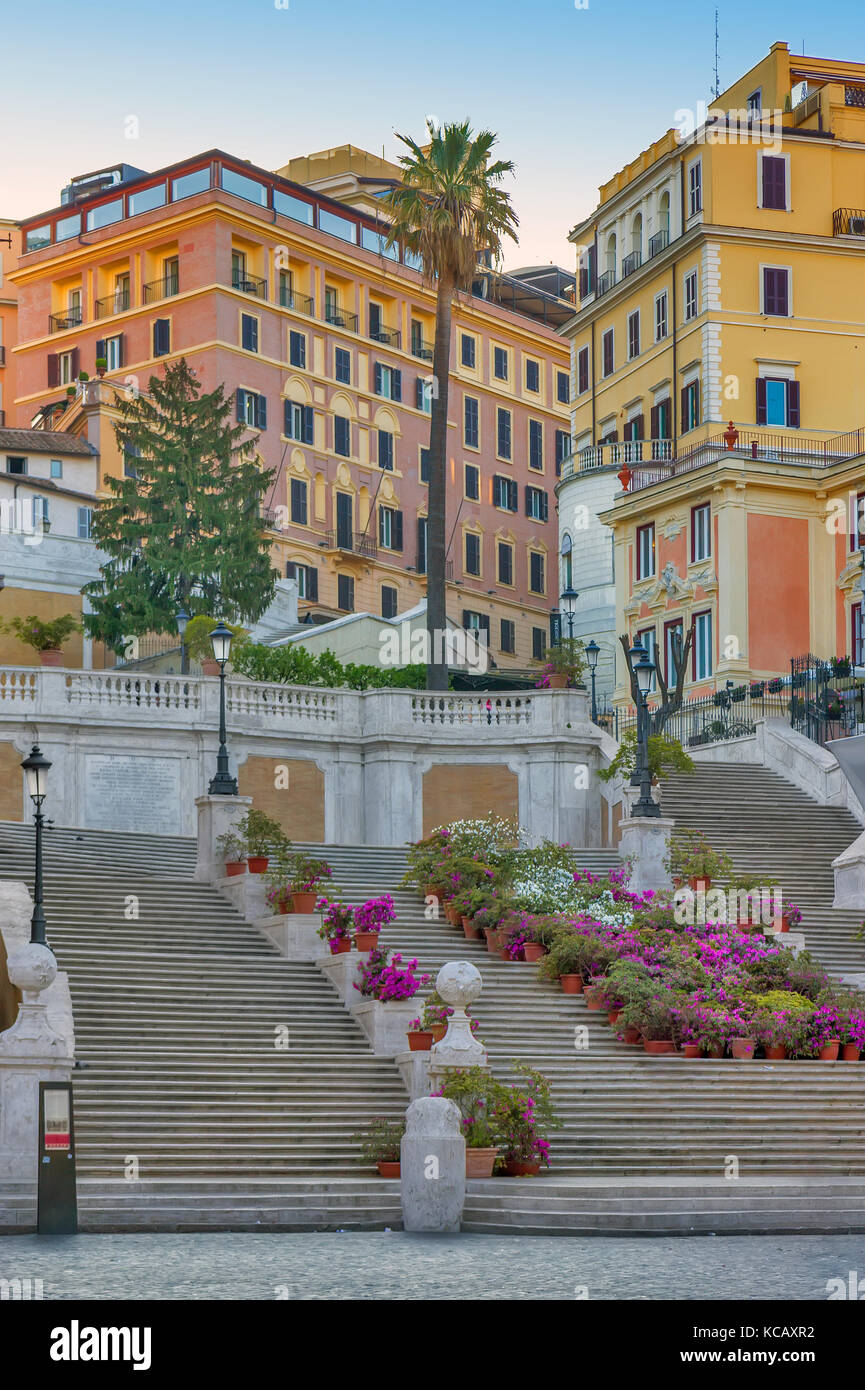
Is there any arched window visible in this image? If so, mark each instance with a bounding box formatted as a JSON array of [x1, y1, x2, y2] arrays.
[[658, 191, 670, 236], [561, 533, 573, 589], [632, 212, 643, 259], [605, 232, 617, 278]]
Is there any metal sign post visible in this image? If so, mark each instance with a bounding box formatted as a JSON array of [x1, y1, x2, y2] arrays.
[[37, 1081, 78, 1234]]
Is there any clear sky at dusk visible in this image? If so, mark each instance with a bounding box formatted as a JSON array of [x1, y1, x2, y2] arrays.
[[2, 0, 864, 269]]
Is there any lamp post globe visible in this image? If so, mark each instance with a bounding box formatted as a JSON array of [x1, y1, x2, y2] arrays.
[[21, 745, 52, 948], [559, 586, 579, 643], [585, 639, 600, 723], [208, 620, 238, 796]]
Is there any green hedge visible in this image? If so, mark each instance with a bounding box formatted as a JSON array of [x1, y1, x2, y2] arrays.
[[231, 640, 436, 690]]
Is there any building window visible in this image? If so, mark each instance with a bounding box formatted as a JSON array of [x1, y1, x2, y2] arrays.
[[655, 291, 668, 341], [420, 448, 430, 484], [497, 541, 514, 586], [684, 269, 698, 320], [693, 610, 713, 680], [691, 503, 711, 562], [500, 618, 515, 654], [525, 485, 549, 522], [760, 154, 787, 211], [237, 389, 266, 430], [577, 346, 589, 394], [525, 359, 540, 393], [493, 346, 508, 380], [32, 495, 49, 527], [417, 516, 428, 573], [289, 330, 305, 367], [379, 506, 403, 551], [369, 302, 382, 338], [335, 346, 351, 384], [762, 266, 790, 316], [77, 506, 92, 540], [58, 352, 75, 385], [50, 459, 63, 479], [528, 419, 543, 470], [101, 334, 123, 371], [284, 400, 313, 443], [381, 585, 398, 620], [464, 396, 479, 448], [465, 532, 481, 576], [853, 601, 864, 665], [123, 446, 140, 479], [635, 626, 657, 691], [664, 619, 683, 684], [681, 379, 700, 432], [688, 159, 702, 216], [290, 477, 308, 525], [628, 310, 640, 359], [334, 415, 351, 457], [624, 415, 644, 444], [651, 397, 672, 442], [748, 88, 762, 117], [242, 314, 259, 353], [497, 408, 511, 460], [461, 334, 476, 368], [374, 363, 401, 400], [493, 475, 518, 511], [464, 462, 479, 500], [561, 533, 573, 589], [532, 627, 545, 661], [529, 551, 545, 594], [153, 318, 170, 356], [636, 522, 655, 579], [378, 429, 394, 471], [415, 376, 433, 413], [287, 562, 318, 600], [756, 376, 800, 428], [602, 329, 614, 377], [337, 574, 355, 612], [557, 370, 570, 404], [555, 430, 570, 476]]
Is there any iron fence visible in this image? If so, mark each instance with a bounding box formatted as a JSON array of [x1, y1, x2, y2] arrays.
[[788, 652, 865, 747]]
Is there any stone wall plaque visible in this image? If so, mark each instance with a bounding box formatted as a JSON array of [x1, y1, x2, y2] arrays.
[[82, 754, 182, 835]]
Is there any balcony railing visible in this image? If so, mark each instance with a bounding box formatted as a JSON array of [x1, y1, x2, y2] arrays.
[[648, 229, 670, 258], [48, 308, 83, 333], [279, 288, 314, 316], [95, 290, 131, 319], [845, 85, 865, 108], [231, 271, 267, 298], [411, 336, 434, 361], [595, 270, 615, 298], [621, 251, 642, 278], [370, 326, 401, 348], [324, 529, 378, 558], [324, 305, 359, 333], [833, 208, 865, 237], [143, 274, 179, 304]]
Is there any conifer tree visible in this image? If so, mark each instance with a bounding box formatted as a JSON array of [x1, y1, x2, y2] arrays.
[[84, 359, 276, 653]]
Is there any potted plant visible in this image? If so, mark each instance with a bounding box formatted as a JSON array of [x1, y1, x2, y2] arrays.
[[731, 872, 779, 929], [263, 844, 296, 914], [354, 948, 430, 1004], [353, 1116, 405, 1178], [3, 613, 82, 667], [493, 1064, 560, 1176], [353, 894, 397, 950], [317, 899, 353, 954], [767, 677, 783, 694], [538, 638, 585, 690], [95, 356, 108, 378], [668, 828, 732, 892], [287, 853, 332, 912], [435, 1068, 502, 1178], [537, 932, 591, 993], [779, 902, 802, 934], [406, 1014, 434, 1051], [215, 830, 247, 876], [238, 808, 286, 874]]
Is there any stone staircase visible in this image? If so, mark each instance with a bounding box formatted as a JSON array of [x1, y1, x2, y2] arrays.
[[660, 762, 865, 978]]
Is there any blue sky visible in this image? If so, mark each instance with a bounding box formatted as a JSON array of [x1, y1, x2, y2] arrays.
[[2, 0, 864, 267]]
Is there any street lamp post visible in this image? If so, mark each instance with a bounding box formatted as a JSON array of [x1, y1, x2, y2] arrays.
[[630, 643, 660, 818], [21, 745, 52, 948], [208, 620, 238, 796], [559, 586, 579, 644], [585, 639, 600, 722], [176, 606, 190, 676]]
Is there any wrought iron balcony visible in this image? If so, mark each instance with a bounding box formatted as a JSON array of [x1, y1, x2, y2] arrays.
[[370, 325, 401, 349], [324, 304, 359, 333], [279, 287, 314, 316], [595, 270, 614, 298], [621, 251, 642, 278], [324, 529, 377, 558], [648, 229, 670, 258], [411, 336, 434, 361], [231, 270, 267, 298], [48, 308, 83, 332], [833, 208, 865, 237], [143, 274, 179, 303], [95, 290, 131, 319]]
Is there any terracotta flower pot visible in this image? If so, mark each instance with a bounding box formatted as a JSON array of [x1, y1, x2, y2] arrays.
[[445, 905, 460, 926], [764, 1045, 786, 1060], [523, 943, 546, 963], [682, 1043, 701, 1058], [422, 885, 438, 899], [354, 931, 379, 952], [779, 917, 791, 933], [622, 1026, 642, 1045], [430, 1023, 448, 1043], [225, 860, 246, 877], [644, 1039, 676, 1055], [377, 1161, 400, 1178], [842, 1044, 861, 1061], [498, 947, 511, 961], [201, 657, 220, 676], [705, 1043, 724, 1059], [275, 895, 291, 915], [38, 649, 64, 667], [689, 876, 711, 893], [407, 1030, 433, 1052], [247, 856, 268, 874], [820, 1040, 840, 1061], [503, 1159, 541, 1177], [331, 938, 351, 955], [547, 673, 568, 689], [560, 974, 583, 994], [462, 916, 480, 939], [484, 929, 501, 954], [584, 988, 604, 1011], [731, 1037, 756, 1060], [608, 1007, 623, 1025], [290, 891, 317, 913], [465, 1147, 498, 1178]]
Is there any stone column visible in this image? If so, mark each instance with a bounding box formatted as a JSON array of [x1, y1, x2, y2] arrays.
[[400, 1096, 465, 1233], [194, 793, 252, 882], [618, 815, 674, 894]]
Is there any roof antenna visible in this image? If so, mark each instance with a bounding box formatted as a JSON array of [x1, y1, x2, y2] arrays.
[[712, 8, 721, 99]]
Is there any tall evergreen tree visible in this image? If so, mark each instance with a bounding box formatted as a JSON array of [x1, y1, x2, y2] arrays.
[[84, 359, 276, 654]]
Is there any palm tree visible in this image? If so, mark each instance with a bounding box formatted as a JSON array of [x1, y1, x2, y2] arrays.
[[381, 121, 518, 690]]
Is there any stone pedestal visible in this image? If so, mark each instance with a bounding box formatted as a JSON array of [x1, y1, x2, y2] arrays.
[[618, 814, 674, 894], [395, 1049, 432, 1100], [216, 871, 269, 922], [427, 961, 488, 1089], [317, 950, 368, 1008], [256, 914, 322, 960], [832, 830, 865, 908], [400, 1096, 465, 1233], [194, 793, 252, 883], [352, 999, 418, 1057]]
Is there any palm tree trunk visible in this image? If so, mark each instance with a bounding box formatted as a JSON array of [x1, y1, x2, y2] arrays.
[[426, 271, 455, 690]]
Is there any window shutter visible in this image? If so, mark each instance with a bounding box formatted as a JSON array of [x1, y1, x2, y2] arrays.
[[650, 404, 659, 437], [95, 338, 105, 360], [415, 377, 424, 410], [462, 609, 471, 629], [70, 348, 80, 377], [756, 377, 767, 425], [284, 400, 292, 435], [680, 385, 688, 429], [237, 389, 246, 423], [286, 562, 297, 580], [787, 380, 800, 429], [524, 485, 531, 516], [417, 517, 427, 572], [47, 354, 59, 387], [303, 405, 314, 444], [374, 363, 382, 395], [306, 566, 318, 601], [378, 508, 386, 547], [693, 381, 700, 426], [777, 270, 789, 316], [541, 491, 549, 523], [392, 369, 401, 401], [393, 510, 403, 551], [509, 479, 518, 512], [256, 395, 267, 430]]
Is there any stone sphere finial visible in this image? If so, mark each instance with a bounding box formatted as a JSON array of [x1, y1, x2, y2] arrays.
[[435, 960, 483, 1009], [6, 942, 57, 996]]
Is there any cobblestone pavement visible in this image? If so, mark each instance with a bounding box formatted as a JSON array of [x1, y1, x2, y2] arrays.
[[1, 1233, 862, 1299]]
